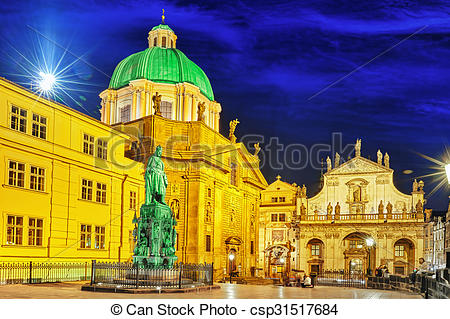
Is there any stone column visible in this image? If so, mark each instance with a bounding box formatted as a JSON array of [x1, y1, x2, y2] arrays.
[[183, 91, 189, 121], [214, 112, 220, 131], [104, 96, 111, 125], [140, 90, 146, 118], [131, 90, 137, 121]]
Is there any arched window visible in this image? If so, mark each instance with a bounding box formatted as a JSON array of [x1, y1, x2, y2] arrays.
[[161, 101, 172, 119], [162, 37, 167, 48], [153, 37, 157, 47]]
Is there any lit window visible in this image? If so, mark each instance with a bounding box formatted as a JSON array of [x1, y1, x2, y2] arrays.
[[32, 113, 47, 139], [119, 105, 131, 122], [97, 139, 108, 160], [230, 163, 238, 186], [8, 160, 25, 188], [271, 197, 278, 203], [279, 197, 286, 202], [30, 166, 45, 191], [83, 134, 94, 155], [350, 239, 364, 248], [153, 37, 157, 47], [250, 241, 255, 255], [395, 245, 405, 257], [95, 226, 105, 249], [311, 244, 320, 256], [80, 224, 92, 248], [10, 105, 27, 133], [271, 214, 278, 222], [81, 179, 93, 200], [6, 215, 23, 245], [206, 235, 211, 252], [207, 188, 212, 198], [162, 37, 167, 47], [279, 213, 286, 222], [130, 191, 137, 210], [161, 101, 172, 119], [28, 218, 43, 246], [170, 40, 173, 48], [96, 182, 107, 203]]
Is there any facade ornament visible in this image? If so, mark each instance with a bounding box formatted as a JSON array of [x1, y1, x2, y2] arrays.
[[334, 202, 341, 216], [378, 200, 384, 217], [377, 149, 382, 165], [413, 179, 418, 192], [326, 156, 332, 171], [229, 118, 239, 143], [327, 202, 333, 216], [418, 180, 424, 192], [197, 102, 206, 122], [253, 143, 261, 156], [276, 175, 281, 181], [355, 138, 362, 157], [152, 92, 162, 116], [415, 200, 423, 213], [386, 201, 393, 218], [301, 184, 307, 197], [300, 203, 306, 216], [384, 152, 390, 168], [161, 8, 165, 24], [335, 153, 340, 168]]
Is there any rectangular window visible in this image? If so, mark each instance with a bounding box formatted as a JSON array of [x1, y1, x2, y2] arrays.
[[130, 191, 137, 210], [271, 214, 278, 222], [279, 213, 286, 222], [6, 215, 23, 245], [395, 245, 405, 257], [95, 226, 105, 249], [8, 160, 25, 188], [230, 163, 237, 186], [96, 182, 107, 203], [28, 218, 43, 246], [311, 244, 320, 256], [271, 197, 278, 203], [83, 133, 94, 155], [81, 179, 93, 200], [250, 241, 255, 255], [97, 139, 107, 160], [10, 105, 27, 133], [279, 197, 286, 202], [161, 101, 172, 119], [80, 224, 92, 248], [32, 113, 47, 139], [162, 36, 167, 48], [350, 239, 364, 249], [206, 234, 211, 252], [30, 165, 45, 191], [120, 105, 131, 122], [207, 188, 212, 198]]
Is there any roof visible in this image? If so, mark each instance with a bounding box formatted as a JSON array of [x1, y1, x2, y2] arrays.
[[109, 47, 214, 101], [151, 24, 174, 32]]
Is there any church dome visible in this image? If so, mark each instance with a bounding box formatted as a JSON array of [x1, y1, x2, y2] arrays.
[[109, 46, 214, 101]]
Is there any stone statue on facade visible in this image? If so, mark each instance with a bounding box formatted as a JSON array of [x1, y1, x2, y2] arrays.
[[355, 138, 361, 157], [378, 200, 384, 217], [301, 184, 307, 197], [335, 153, 340, 168], [386, 201, 393, 218], [326, 156, 332, 171], [384, 152, 390, 168], [300, 203, 306, 216], [229, 119, 239, 143], [413, 179, 418, 192], [335, 202, 341, 216], [197, 101, 206, 122], [377, 149, 382, 165], [152, 92, 162, 116], [254, 143, 261, 156], [327, 202, 333, 216], [416, 200, 423, 213]]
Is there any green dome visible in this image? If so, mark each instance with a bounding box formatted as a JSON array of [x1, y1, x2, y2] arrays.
[[151, 24, 174, 32], [109, 47, 214, 101]]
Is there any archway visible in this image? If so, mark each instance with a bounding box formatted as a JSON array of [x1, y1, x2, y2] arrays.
[[306, 238, 324, 274], [225, 236, 242, 277], [343, 232, 376, 275], [264, 245, 290, 278], [393, 238, 415, 275]]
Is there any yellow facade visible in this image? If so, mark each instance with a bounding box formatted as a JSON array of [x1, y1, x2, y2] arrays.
[[0, 77, 144, 262]]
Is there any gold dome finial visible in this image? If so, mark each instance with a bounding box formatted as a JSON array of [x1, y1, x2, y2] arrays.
[[162, 8, 165, 24]]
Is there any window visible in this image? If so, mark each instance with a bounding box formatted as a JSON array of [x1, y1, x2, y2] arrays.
[[162, 36, 167, 47], [10, 105, 27, 133], [97, 139, 107, 160], [161, 101, 172, 119], [171, 40, 173, 48], [28, 218, 43, 246], [95, 226, 105, 249], [311, 244, 320, 256], [250, 241, 254, 255], [32, 113, 47, 139], [83, 134, 94, 155], [207, 188, 212, 198], [6, 215, 23, 245], [153, 37, 157, 47], [271, 197, 278, 203], [80, 224, 92, 248], [130, 191, 137, 210], [81, 179, 93, 200], [230, 163, 238, 186], [271, 214, 278, 222], [8, 160, 25, 187], [279, 213, 286, 222], [395, 245, 405, 257], [206, 235, 211, 252], [96, 182, 107, 203], [119, 105, 131, 122], [350, 239, 364, 249], [279, 197, 286, 202], [30, 166, 45, 191]]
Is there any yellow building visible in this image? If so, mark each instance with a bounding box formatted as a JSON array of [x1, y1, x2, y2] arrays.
[[0, 77, 144, 262], [100, 20, 268, 278]]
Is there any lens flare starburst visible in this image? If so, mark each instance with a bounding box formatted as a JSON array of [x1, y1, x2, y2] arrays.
[[415, 146, 450, 198]]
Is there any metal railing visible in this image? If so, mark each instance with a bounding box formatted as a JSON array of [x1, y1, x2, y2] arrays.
[[316, 270, 366, 288], [0, 262, 90, 285], [91, 261, 214, 289]]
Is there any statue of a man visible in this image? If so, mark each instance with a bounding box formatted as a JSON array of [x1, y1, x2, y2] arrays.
[[355, 138, 361, 157], [197, 102, 206, 122], [145, 145, 168, 205], [416, 200, 423, 213], [335, 153, 340, 168], [378, 200, 384, 215], [300, 203, 306, 215], [386, 201, 393, 216], [301, 184, 307, 197], [384, 152, 390, 168], [377, 149, 382, 165], [413, 179, 418, 192], [326, 156, 332, 171], [335, 202, 341, 215], [152, 92, 162, 116], [327, 202, 333, 215]]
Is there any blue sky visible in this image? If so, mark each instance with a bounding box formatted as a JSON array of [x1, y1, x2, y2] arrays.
[[1, 0, 449, 209]]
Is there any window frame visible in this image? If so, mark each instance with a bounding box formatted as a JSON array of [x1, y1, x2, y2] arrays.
[[30, 165, 45, 191], [278, 213, 286, 222], [31, 113, 47, 139], [81, 178, 93, 201], [7, 160, 25, 188], [205, 234, 211, 252], [10, 105, 27, 133], [6, 215, 24, 245], [311, 244, 320, 256], [271, 213, 278, 222], [94, 226, 105, 249], [129, 190, 137, 210], [28, 217, 44, 246], [96, 139, 108, 160], [95, 182, 107, 204], [83, 133, 94, 155], [80, 224, 92, 249], [395, 245, 405, 257]]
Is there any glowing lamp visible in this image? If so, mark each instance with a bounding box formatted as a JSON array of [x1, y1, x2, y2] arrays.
[[228, 253, 235, 261], [446, 164, 450, 185], [366, 238, 375, 247], [38, 72, 56, 92]]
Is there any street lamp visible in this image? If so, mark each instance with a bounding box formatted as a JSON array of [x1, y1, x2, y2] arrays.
[[366, 238, 375, 276], [228, 253, 235, 284]]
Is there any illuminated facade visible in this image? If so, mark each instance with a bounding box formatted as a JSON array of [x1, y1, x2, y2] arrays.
[[259, 140, 425, 277]]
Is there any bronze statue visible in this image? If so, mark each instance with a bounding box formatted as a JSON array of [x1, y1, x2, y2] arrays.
[[145, 145, 168, 204], [152, 92, 162, 116], [197, 101, 206, 122], [300, 203, 306, 215]]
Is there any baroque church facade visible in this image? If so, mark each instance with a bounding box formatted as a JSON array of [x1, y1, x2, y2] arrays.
[[259, 140, 425, 277]]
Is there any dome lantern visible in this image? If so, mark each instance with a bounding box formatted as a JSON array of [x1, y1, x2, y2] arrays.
[[148, 9, 177, 49]]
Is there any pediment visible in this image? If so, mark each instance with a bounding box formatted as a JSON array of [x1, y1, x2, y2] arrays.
[[326, 157, 392, 175], [265, 179, 297, 192]]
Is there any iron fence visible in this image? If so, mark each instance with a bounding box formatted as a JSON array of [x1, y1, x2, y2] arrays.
[[316, 270, 366, 288], [0, 262, 91, 285], [91, 261, 214, 289]]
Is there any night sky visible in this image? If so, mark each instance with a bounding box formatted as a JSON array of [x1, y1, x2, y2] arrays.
[[1, 0, 449, 209]]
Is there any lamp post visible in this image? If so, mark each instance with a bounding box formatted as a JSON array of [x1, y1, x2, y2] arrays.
[[366, 238, 375, 276], [228, 253, 235, 284]]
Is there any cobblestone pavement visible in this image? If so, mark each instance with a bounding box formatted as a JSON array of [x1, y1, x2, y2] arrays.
[[0, 282, 421, 299]]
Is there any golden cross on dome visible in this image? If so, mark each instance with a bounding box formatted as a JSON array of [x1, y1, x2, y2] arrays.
[[162, 9, 165, 24]]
